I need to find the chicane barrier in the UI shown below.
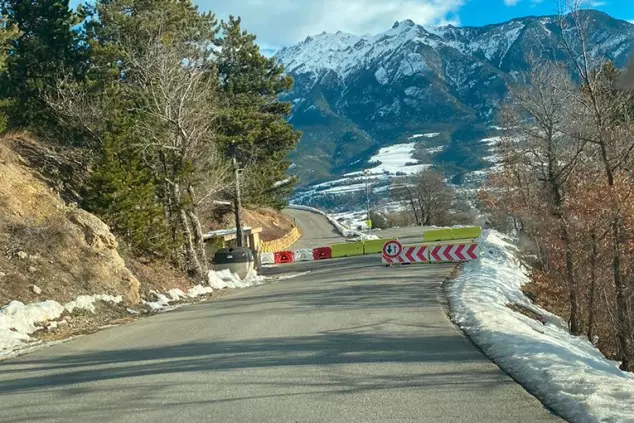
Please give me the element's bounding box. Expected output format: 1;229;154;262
450;226;482;240
274;251;294;264
294;249;314;262
261;226;482;265
429;242;479;262
260;252;275;265
312;247;332;260
363;239;385;254
422;226;482;242
422;228;454;242
331;241;364;258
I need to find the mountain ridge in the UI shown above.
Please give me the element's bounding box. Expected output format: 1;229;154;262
276;10;634;186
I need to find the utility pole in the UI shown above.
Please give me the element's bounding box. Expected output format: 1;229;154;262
230;141;244;247
364;170;371;234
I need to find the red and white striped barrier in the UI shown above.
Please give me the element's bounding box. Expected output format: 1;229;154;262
429;243;479;262
382;240;429;265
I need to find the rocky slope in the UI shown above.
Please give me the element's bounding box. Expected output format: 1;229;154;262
0;135;141;306
276;10;634;185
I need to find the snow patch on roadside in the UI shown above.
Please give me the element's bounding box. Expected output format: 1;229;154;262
1;294;122;361
2;267;308;361
446;230;634;423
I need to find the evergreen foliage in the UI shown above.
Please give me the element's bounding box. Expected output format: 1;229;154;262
0;0;298;277
215;17;300;208
0;0;87;134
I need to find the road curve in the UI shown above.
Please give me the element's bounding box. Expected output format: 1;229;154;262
284;207;344;249
0;211;563;422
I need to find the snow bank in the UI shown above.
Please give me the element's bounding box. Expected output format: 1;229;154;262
1;294;122;361
143;283;217;311
447;230;634;423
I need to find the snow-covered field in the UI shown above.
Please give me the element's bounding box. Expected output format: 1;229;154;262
1;269;307;361
447;231;634;423
368;142;431;175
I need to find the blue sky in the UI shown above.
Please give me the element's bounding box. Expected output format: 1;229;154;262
70;0;634;55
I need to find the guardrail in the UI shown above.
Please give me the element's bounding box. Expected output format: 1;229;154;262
259;227;301;253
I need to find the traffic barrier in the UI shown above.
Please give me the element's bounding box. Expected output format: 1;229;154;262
274;251;295;264
422;228;454;242
260;227;301;253
429;243;479;262
260;252;275;265
294;249;314;262
381;240;429;265
451;226;482;240
331;241;364;258
312;246;332;260
363;239;385;254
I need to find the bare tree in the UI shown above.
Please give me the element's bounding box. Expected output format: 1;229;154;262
411;170;455;226
127;33;232;280
45;30;232;282
558;0;634;369
501;59;587;333
390;182;421;225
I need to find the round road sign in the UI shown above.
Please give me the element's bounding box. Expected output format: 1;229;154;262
382;240;403;258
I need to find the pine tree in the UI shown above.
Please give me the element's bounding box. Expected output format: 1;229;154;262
0;0;87;132
86;130;171;256
215;17;301;208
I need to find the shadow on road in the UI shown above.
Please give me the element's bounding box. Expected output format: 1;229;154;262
0;328;492;395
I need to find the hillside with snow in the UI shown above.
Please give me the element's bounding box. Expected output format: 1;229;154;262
277;10;634;186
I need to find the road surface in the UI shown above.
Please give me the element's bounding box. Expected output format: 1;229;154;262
284;208;344;249
0;210;563;422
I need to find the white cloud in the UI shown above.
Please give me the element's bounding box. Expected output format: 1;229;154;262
504;0;520;5
199;0;465;50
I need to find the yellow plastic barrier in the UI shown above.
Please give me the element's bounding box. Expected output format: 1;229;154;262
451;226;482;240
331;241;364;258
422;228;453;242
363;239;385;254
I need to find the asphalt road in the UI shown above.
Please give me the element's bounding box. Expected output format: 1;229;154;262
284;208;345;249
0;211;563;422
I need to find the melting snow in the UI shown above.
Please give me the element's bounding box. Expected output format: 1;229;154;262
1;294;122;361
447;230;634;423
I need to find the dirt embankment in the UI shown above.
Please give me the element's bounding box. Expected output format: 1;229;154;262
204;204;295;242
0;135;141;306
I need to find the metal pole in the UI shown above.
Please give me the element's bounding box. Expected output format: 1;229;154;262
231;141;244;247
365;170;371;234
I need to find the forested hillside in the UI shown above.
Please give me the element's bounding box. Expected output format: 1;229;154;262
0;0;300;283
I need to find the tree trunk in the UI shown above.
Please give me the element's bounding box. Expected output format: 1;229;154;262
407;194;420;225
174;183;204;281
180;208;205;280
187;186;209;278
587;232;598;342
561;222;580;334
611;218;632;371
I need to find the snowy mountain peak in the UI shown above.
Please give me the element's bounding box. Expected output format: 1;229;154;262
277;10;634;186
